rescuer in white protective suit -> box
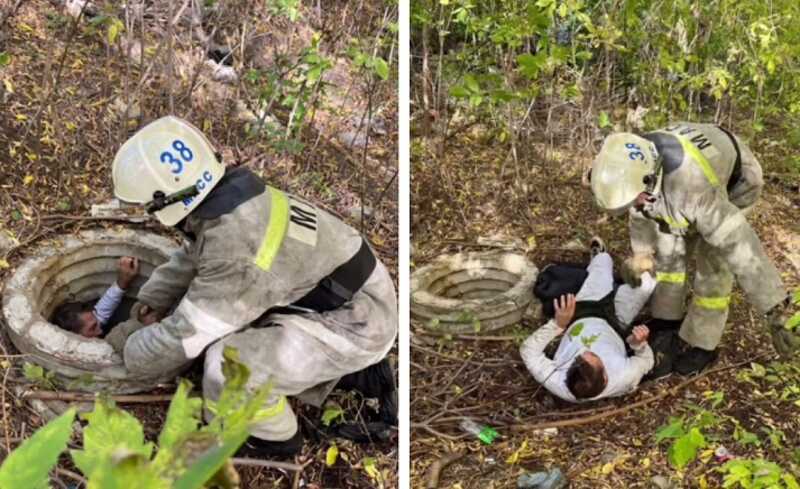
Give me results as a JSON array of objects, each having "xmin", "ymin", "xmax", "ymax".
[
  {"xmin": 590, "ymin": 123, "xmax": 796, "ymax": 375},
  {"xmin": 106, "ymin": 116, "xmax": 398, "ymax": 457}
]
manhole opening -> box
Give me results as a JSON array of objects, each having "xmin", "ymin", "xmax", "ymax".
[
  {"xmin": 411, "ymin": 251, "xmax": 538, "ymax": 334},
  {"xmin": 3, "ymin": 230, "xmax": 182, "ymax": 393}
]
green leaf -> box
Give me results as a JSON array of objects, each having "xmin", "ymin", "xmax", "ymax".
[
  {"xmin": 362, "ymin": 457, "xmax": 379, "ymax": 479},
  {"xmin": 784, "ymin": 473, "xmax": 800, "ymax": 489},
  {"xmin": 750, "ymin": 362, "xmax": 767, "ymax": 377},
  {"xmin": 107, "ymin": 18, "xmax": 124, "ymax": 44},
  {"xmin": 0, "ymin": 52, "xmax": 10, "ymax": 67},
  {"xmin": 372, "ymin": 58, "xmax": 389, "ymax": 81},
  {"xmin": 598, "ymin": 111, "xmax": 611, "ymax": 128},
  {"xmin": 22, "ymin": 362, "xmax": 55, "ymax": 389},
  {"xmin": 87, "ymin": 452, "xmax": 168, "ymax": 489},
  {"xmin": 172, "ymin": 431, "xmax": 249, "ymax": 489},
  {"xmin": 152, "ymin": 380, "xmax": 202, "ymax": 471},
  {"xmin": 203, "ymin": 346, "xmax": 273, "ymax": 443},
  {"xmin": 655, "ymin": 418, "xmax": 685, "ymax": 443},
  {"xmin": 668, "ymin": 427, "xmax": 705, "ymax": 469},
  {"xmin": 786, "ymin": 312, "xmax": 800, "ymax": 331},
  {"xmin": 321, "ymin": 406, "xmax": 344, "ymax": 427},
  {"xmin": 325, "ymin": 444, "xmax": 339, "ymax": 467},
  {"xmin": 463, "ymin": 74, "xmax": 479, "ymax": 93},
  {"xmin": 70, "ymin": 396, "xmax": 153, "ymax": 477},
  {"xmin": 0, "ymin": 408, "xmax": 75, "ymax": 489},
  {"xmin": 569, "ymin": 323, "xmax": 584, "ymax": 337},
  {"xmin": 580, "ymin": 333, "xmax": 600, "ymax": 348}
]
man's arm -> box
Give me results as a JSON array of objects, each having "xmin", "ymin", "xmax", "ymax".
[
  {"xmin": 121, "ymin": 259, "xmax": 271, "ymax": 375},
  {"xmin": 94, "ymin": 257, "xmax": 139, "ymax": 325},
  {"xmin": 93, "ymin": 283, "xmax": 125, "ymax": 326},
  {"xmin": 686, "ymin": 187, "xmax": 785, "ymax": 314},
  {"xmin": 519, "ymin": 320, "xmax": 575, "ymax": 402},
  {"xmin": 137, "ymin": 242, "xmax": 198, "ymax": 314}
]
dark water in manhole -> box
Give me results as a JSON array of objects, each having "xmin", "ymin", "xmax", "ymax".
[{"xmin": 50, "ymin": 296, "xmax": 136, "ymax": 337}]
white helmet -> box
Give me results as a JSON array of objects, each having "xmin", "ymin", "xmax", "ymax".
[
  {"xmin": 591, "ymin": 132, "xmax": 661, "ymax": 215},
  {"xmin": 112, "ymin": 116, "xmax": 225, "ymax": 226}
]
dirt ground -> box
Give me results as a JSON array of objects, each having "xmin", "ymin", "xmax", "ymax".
[
  {"xmin": 0, "ymin": 1, "xmax": 398, "ymax": 487},
  {"xmin": 410, "ymin": 122, "xmax": 800, "ymax": 488}
]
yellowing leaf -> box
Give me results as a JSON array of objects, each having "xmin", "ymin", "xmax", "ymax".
[
  {"xmin": 325, "ymin": 444, "xmax": 339, "ymax": 467},
  {"xmin": 641, "ymin": 457, "xmax": 651, "ymax": 468},
  {"xmin": 3, "ymin": 79, "xmax": 13, "ymax": 94},
  {"xmin": 362, "ymin": 457, "xmax": 379, "ymax": 479},
  {"xmin": 505, "ymin": 440, "xmax": 529, "ymax": 465},
  {"xmin": 0, "ymin": 259, "xmax": 9, "ymax": 269},
  {"xmin": 23, "ymin": 175, "xmax": 34, "ymax": 186},
  {"xmin": 108, "ymin": 18, "xmax": 124, "ymax": 44},
  {"xmin": 15, "ymin": 114, "xmax": 27, "ymax": 121},
  {"xmin": 601, "ymin": 462, "xmax": 615, "ymax": 474},
  {"xmin": 0, "ymin": 360, "xmax": 9, "ymax": 369},
  {"xmin": 699, "ymin": 474, "xmax": 709, "ymax": 489},
  {"xmin": 699, "ymin": 448, "xmax": 715, "ymax": 463}
]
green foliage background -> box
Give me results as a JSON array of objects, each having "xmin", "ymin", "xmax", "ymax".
[{"xmin": 412, "ymin": 0, "xmax": 800, "ymax": 165}]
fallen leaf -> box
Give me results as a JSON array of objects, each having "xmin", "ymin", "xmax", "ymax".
[{"xmin": 325, "ymin": 444, "xmax": 338, "ymax": 467}]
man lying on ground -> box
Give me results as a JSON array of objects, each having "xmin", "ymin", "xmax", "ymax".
[
  {"xmin": 52, "ymin": 256, "xmax": 141, "ymax": 338},
  {"xmin": 520, "ymin": 238, "xmax": 657, "ymax": 402}
]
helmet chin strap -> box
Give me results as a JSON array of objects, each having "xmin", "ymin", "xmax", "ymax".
[{"xmin": 145, "ymin": 184, "xmax": 200, "ymax": 214}]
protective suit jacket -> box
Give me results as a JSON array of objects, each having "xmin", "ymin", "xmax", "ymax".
[
  {"xmin": 630, "ymin": 122, "xmax": 785, "ymax": 350},
  {"xmin": 120, "ymin": 167, "xmax": 397, "ymax": 440}
]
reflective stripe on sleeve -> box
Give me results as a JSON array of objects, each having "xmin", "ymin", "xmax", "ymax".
[
  {"xmin": 678, "ymin": 136, "xmax": 720, "ymax": 187},
  {"xmin": 663, "ymin": 215, "xmax": 689, "ymax": 229},
  {"xmin": 694, "ymin": 295, "xmax": 731, "ymax": 310},
  {"xmin": 254, "ymin": 187, "xmax": 290, "ymax": 271},
  {"xmin": 656, "ymin": 272, "xmax": 686, "ymax": 284},
  {"xmin": 179, "ymin": 299, "xmax": 239, "ymax": 359}
]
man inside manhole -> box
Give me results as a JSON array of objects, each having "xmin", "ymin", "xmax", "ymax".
[
  {"xmin": 590, "ymin": 123, "xmax": 797, "ymax": 375},
  {"xmin": 521, "ymin": 238, "xmax": 662, "ymax": 402},
  {"xmin": 52, "ymin": 256, "xmax": 148, "ymax": 338},
  {"xmin": 106, "ymin": 116, "xmax": 398, "ymax": 457}
]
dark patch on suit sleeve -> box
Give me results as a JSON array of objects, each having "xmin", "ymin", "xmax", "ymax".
[{"xmin": 644, "ymin": 132, "xmax": 684, "ymax": 174}]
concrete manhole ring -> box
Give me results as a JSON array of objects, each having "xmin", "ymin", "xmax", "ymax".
[
  {"xmin": 2, "ymin": 229, "xmax": 184, "ymax": 393},
  {"xmin": 411, "ymin": 250, "xmax": 538, "ymax": 334}
]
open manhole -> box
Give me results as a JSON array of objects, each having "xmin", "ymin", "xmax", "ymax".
[
  {"xmin": 411, "ymin": 250, "xmax": 538, "ymax": 334},
  {"xmin": 2, "ymin": 229, "xmax": 183, "ymax": 393}
]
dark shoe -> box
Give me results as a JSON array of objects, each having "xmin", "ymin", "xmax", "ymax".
[
  {"xmin": 643, "ymin": 329, "xmax": 679, "ymax": 381},
  {"xmin": 331, "ymin": 421, "xmax": 394, "ymax": 443},
  {"xmin": 236, "ymin": 431, "xmax": 303, "ymax": 458},
  {"xmin": 589, "ymin": 236, "xmax": 606, "ymax": 258},
  {"xmin": 336, "ymin": 358, "xmax": 397, "ymax": 425},
  {"xmin": 675, "ymin": 346, "xmax": 718, "ymax": 376}
]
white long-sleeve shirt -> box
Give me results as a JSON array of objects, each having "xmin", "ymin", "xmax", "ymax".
[
  {"xmin": 520, "ymin": 318, "xmax": 654, "ymax": 402},
  {"xmin": 93, "ymin": 282, "xmax": 125, "ymax": 326}
]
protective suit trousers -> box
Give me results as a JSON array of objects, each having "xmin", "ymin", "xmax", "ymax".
[
  {"xmin": 202, "ymin": 262, "xmax": 397, "ymax": 441},
  {"xmin": 651, "ymin": 234, "xmax": 737, "ymax": 351}
]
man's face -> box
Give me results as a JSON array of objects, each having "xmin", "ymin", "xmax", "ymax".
[
  {"xmin": 77, "ymin": 311, "xmax": 102, "ymax": 338},
  {"xmin": 581, "ymin": 351, "xmax": 609, "ymax": 386}
]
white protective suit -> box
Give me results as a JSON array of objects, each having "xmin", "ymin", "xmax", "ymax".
[
  {"xmin": 116, "ymin": 167, "xmax": 398, "ymax": 441},
  {"xmin": 631, "ymin": 123, "xmax": 786, "ymax": 350}
]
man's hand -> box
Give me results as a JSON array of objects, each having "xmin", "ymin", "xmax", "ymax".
[
  {"xmin": 626, "ymin": 325, "xmax": 650, "ymax": 347},
  {"xmin": 117, "ymin": 256, "xmax": 139, "ymax": 290},
  {"xmin": 554, "ymin": 294, "xmax": 576, "ymax": 331},
  {"xmin": 136, "ymin": 303, "xmax": 163, "ymax": 325}
]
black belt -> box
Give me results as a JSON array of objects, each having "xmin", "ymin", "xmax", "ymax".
[
  {"xmin": 277, "ymin": 239, "xmax": 376, "ymax": 314},
  {"xmin": 718, "ymin": 126, "xmax": 742, "ymax": 194},
  {"xmin": 573, "ymin": 291, "xmax": 632, "ymax": 341}
]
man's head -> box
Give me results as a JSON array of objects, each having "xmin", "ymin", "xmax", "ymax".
[
  {"xmin": 112, "ymin": 116, "xmax": 225, "ymax": 227},
  {"xmin": 566, "ymin": 351, "xmax": 608, "ymax": 399},
  {"xmin": 52, "ymin": 302, "xmax": 102, "ymax": 338},
  {"xmin": 591, "ymin": 132, "xmax": 661, "ymax": 215}
]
